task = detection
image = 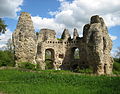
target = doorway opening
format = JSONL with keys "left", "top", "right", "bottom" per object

{"left": 45, "top": 49, "right": 54, "bottom": 69}
{"left": 71, "top": 47, "right": 80, "bottom": 59}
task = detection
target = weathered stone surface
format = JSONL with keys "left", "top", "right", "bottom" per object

{"left": 12, "top": 12, "right": 37, "bottom": 66}
{"left": 61, "top": 29, "right": 71, "bottom": 40}
{"left": 90, "top": 15, "right": 101, "bottom": 24}
{"left": 83, "top": 15, "right": 113, "bottom": 75}
{"left": 73, "top": 28, "right": 79, "bottom": 40}
{"left": 38, "top": 29, "right": 56, "bottom": 42}
{"left": 13, "top": 12, "right": 113, "bottom": 75}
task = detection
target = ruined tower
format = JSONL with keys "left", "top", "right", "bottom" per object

{"left": 83, "top": 15, "right": 113, "bottom": 74}
{"left": 12, "top": 12, "right": 37, "bottom": 65}
{"left": 13, "top": 12, "right": 113, "bottom": 75}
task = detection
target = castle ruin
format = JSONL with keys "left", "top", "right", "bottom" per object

{"left": 13, "top": 12, "right": 113, "bottom": 75}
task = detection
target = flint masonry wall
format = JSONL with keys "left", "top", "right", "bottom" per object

{"left": 13, "top": 12, "right": 37, "bottom": 66}
{"left": 13, "top": 12, "right": 113, "bottom": 75}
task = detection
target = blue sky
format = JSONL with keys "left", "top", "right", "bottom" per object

{"left": 0, "top": 0, "right": 120, "bottom": 56}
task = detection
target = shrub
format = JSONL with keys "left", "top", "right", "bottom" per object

{"left": 0, "top": 50, "right": 15, "bottom": 67}
{"left": 18, "top": 62, "right": 36, "bottom": 70}
{"left": 78, "top": 68, "right": 93, "bottom": 74}
{"left": 73, "top": 66, "right": 93, "bottom": 74}
{"left": 57, "top": 38, "right": 62, "bottom": 40}
{"left": 113, "top": 61, "right": 120, "bottom": 75}
{"left": 113, "top": 58, "right": 120, "bottom": 63}
{"left": 45, "top": 60, "right": 54, "bottom": 69}
{"left": 113, "top": 62, "right": 120, "bottom": 71}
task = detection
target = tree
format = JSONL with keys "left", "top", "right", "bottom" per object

{"left": 116, "top": 47, "right": 120, "bottom": 62}
{"left": 6, "top": 38, "right": 13, "bottom": 51}
{"left": 0, "top": 18, "right": 7, "bottom": 34}
{"left": 0, "top": 38, "right": 15, "bottom": 67}
{"left": 0, "top": 50, "right": 15, "bottom": 67}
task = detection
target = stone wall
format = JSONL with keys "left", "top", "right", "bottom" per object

{"left": 13, "top": 12, "right": 113, "bottom": 75}
{"left": 12, "top": 12, "right": 37, "bottom": 66}
{"left": 83, "top": 15, "right": 113, "bottom": 74}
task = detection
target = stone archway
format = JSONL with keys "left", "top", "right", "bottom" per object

{"left": 45, "top": 48, "right": 55, "bottom": 69}
{"left": 71, "top": 47, "right": 80, "bottom": 60}
{"left": 70, "top": 47, "right": 80, "bottom": 70}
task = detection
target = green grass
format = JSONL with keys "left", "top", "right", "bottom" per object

{"left": 113, "top": 61, "right": 120, "bottom": 75}
{"left": 0, "top": 69, "right": 120, "bottom": 94}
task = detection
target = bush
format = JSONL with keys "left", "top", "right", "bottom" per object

{"left": 78, "top": 68, "right": 93, "bottom": 74}
{"left": 113, "top": 58, "right": 120, "bottom": 63}
{"left": 73, "top": 66, "right": 93, "bottom": 74}
{"left": 0, "top": 50, "right": 15, "bottom": 67}
{"left": 113, "top": 70, "right": 120, "bottom": 75}
{"left": 57, "top": 38, "right": 62, "bottom": 40}
{"left": 113, "top": 61, "right": 120, "bottom": 75}
{"left": 45, "top": 60, "right": 54, "bottom": 69}
{"left": 113, "top": 62, "right": 120, "bottom": 71}
{"left": 18, "top": 62, "right": 36, "bottom": 70}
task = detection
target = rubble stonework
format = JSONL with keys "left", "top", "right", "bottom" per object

{"left": 12, "top": 12, "right": 37, "bottom": 66}
{"left": 13, "top": 12, "right": 113, "bottom": 75}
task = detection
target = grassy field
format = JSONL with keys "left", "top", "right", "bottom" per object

{"left": 0, "top": 69, "right": 120, "bottom": 94}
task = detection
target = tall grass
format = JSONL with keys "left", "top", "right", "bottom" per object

{"left": 0, "top": 69, "right": 120, "bottom": 94}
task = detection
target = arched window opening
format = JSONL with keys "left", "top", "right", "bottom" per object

{"left": 19, "top": 32, "right": 22, "bottom": 41}
{"left": 45, "top": 49, "right": 54, "bottom": 69}
{"left": 104, "top": 64, "right": 107, "bottom": 74}
{"left": 74, "top": 48, "right": 80, "bottom": 59}
{"left": 71, "top": 47, "right": 80, "bottom": 59}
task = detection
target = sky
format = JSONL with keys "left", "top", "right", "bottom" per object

{"left": 0, "top": 0, "right": 120, "bottom": 56}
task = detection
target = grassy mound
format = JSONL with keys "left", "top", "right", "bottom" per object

{"left": 0, "top": 69, "right": 120, "bottom": 94}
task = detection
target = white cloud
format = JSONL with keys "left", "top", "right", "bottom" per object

{"left": 1, "top": 0, "right": 119, "bottom": 48}
{"left": 0, "top": 0, "right": 23, "bottom": 18}
{"left": 56, "top": 0, "right": 120, "bottom": 27}
{"left": 111, "top": 51, "right": 116, "bottom": 57}
{"left": 109, "top": 34, "right": 118, "bottom": 41}
{"left": 0, "top": 29, "right": 12, "bottom": 48}
{"left": 32, "top": 0, "right": 120, "bottom": 37}
{"left": 32, "top": 16, "right": 66, "bottom": 37}
{"left": 111, "top": 48, "right": 118, "bottom": 57}
{"left": 0, "top": 44, "right": 6, "bottom": 49}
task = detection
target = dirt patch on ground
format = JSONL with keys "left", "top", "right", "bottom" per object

{"left": 0, "top": 66, "right": 17, "bottom": 70}
{"left": 0, "top": 92, "right": 6, "bottom": 94}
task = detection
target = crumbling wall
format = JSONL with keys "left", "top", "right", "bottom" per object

{"left": 12, "top": 12, "right": 37, "bottom": 65}
{"left": 83, "top": 15, "right": 113, "bottom": 74}
{"left": 13, "top": 12, "right": 113, "bottom": 75}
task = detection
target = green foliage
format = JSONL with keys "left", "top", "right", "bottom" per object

{"left": 113, "top": 61, "right": 120, "bottom": 75}
{"left": 114, "top": 58, "right": 120, "bottom": 63}
{"left": 0, "top": 50, "right": 15, "bottom": 67}
{"left": 115, "top": 47, "right": 120, "bottom": 60}
{"left": 45, "top": 49, "right": 54, "bottom": 69}
{"left": 113, "top": 62, "right": 120, "bottom": 71}
{"left": 74, "top": 66, "right": 93, "bottom": 74}
{"left": 40, "top": 69, "right": 72, "bottom": 74}
{"left": 45, "top": 60, "right": 54, "bottom": 69}
{"left": 78, "top": 68, "right": 93, "bottom": 74}
{"left": 74, "top": 48, "right": 80, "bottom": 59}
{"left": 57, "top": 38, "right": 62, "bottom": 40}
{"left": 0, "top": 69, "right": 120, "bottom": 94}
{"left": 18, "top": 62, "right": 36, "bottom": 70}
{"left": 45, "top": 50, "right": 52, "bottom": 59}
{"left": 0, "top": 18, "right": 7, "bottom": 34}
{"left": 113, "top": 58, "right": 120, "bottom": 75}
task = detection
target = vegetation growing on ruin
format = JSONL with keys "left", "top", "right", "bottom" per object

{"left": 57, "top": 38, "right": 62, "bottom": 40}
{"left": 18, "top": 62, "right": 36, "bottom": 70}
